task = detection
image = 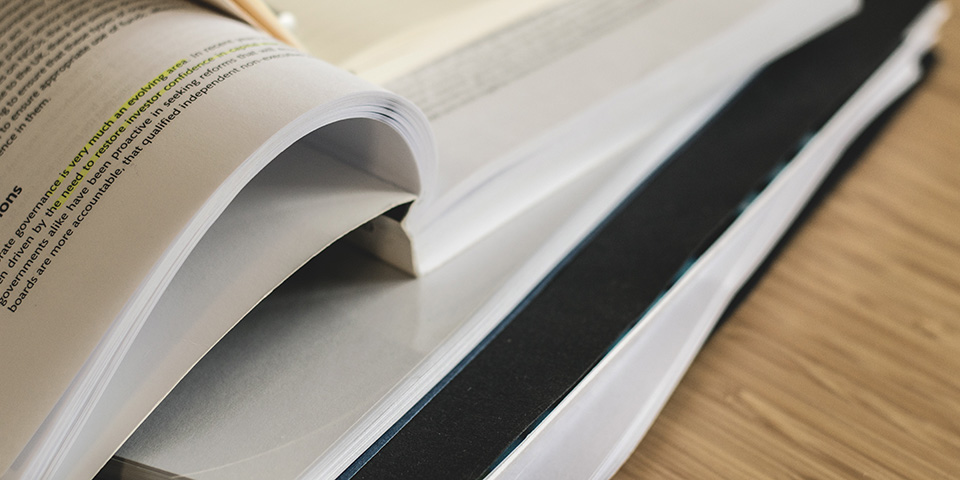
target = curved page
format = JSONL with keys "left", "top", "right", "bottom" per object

{"left": 379, "top": 0, "right": 858, "bottom": 272}
{"left": 0, "top": 0, "right": 431, "bottom": 477}
{"left": 264, "top": 0, "right": 855, "bottom": 275}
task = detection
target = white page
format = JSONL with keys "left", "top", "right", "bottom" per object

{"left": 0, "top": 1, "right": 432, "bottom": 477}
{"left": 392, "top": 0, "right": 858, "bottom": 271}
{"left": 48, "top": 138, "right": 415, "bottom": 480}
{"left": 269, "top": 0, "right": 561, "bottom": 71}
{"left": 270, "top": 0, "right": 857, "bottom": 274}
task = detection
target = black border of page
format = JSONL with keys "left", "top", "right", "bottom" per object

{"left": 345, "top": 1, "right": 935, "bottom": 479}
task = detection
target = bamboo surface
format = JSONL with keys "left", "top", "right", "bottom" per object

{"left": 613, "top": 3, "right": 960, "bottom": 479}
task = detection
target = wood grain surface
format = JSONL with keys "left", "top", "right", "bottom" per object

{"left": 613, "top": 2, "right": 960, "bottom": 479}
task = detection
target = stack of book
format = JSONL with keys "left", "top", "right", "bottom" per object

{"left": 0, "top": 0, "right": 946, "bottom": 478}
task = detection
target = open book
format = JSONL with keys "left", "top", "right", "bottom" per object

{"left": 0, "top": 0, "right": 863, "bottom": 478}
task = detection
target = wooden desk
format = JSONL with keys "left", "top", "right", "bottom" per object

{"left": 615, "top": 2, "right": 960, "bottom": 478}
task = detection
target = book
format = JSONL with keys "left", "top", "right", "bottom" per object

{"left": 109, "top": 1, "right": 946, "bottom": 479}
{"left": 109, "top": 2, "right": 944, "bottom": 478}
{"left": 0, "top": 0, "right": 872, "bottom": 478}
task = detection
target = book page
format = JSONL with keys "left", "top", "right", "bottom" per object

{"left": 389, "top": 0, "right": 856, "bottom": 214}
{"left": 273, "top": 0, "right": 856, "bottom": 273}
{"left": 50, "top": 137, "right": 417, "bottom": 480}
{"left": 269, "top": 0, "right": 563, "bottom": 76}
{"left": 0, "top": 0, "right": 429, "bottom": 475}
